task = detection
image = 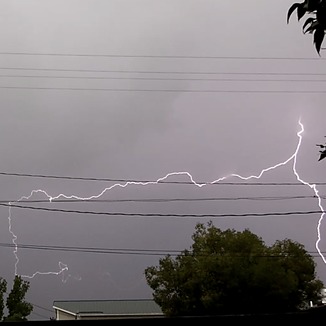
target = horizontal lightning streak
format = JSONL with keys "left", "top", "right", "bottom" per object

{"left": 7, "top": 119, "right": 326, "bottom": 279}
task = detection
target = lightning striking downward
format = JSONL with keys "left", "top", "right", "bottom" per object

{"left": 7, "top": 119, "right": 326, "bottom": 280}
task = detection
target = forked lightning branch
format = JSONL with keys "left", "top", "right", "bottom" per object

{"left": 7, "top": 120, "right": 326, "bottom": 280}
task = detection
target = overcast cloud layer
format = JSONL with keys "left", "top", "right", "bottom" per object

{"left": 0, "top": 0, "right": 326, "bottom": 320}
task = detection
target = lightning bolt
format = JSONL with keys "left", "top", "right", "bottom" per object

{"left": 8, "top": 119, "right": 326, "bottom": 280}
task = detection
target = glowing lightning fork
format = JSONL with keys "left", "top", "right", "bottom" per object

{"left": 224, "top": 120, "right": 325, "bottom": 264}
{"left": 8, "top": 119, "right": 326, "bottom": 280}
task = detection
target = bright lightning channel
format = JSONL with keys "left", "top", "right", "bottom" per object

{"left": 7, "top": 119, "right": 326, "bottom": 280}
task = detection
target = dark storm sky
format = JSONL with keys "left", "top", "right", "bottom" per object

{"left": 0, "top": 0, "right": 326, "bottom": 320}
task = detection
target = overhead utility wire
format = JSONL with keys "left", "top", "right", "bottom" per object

{"left": 2, "top": 75, "right": 326, "bottom": 83}
{"left": 0, "top": 242, "right": 179, "bottom": 256}
{"left": 0, "top": 85, "right": 203, "bottom": 92}
{"left": 0, "top": 52, "right": 324, "bottom": 60}
{"left": 0, "top": 242, "right": 323, "bottom": 258}
{"left": 2, "top": 203, "right": 325, "bottom": 218}
{"left": 1, "top": 67, "right": 326, "bottom": 76}
{"left": 0, "top": 195, "right": 320, "bottom": 204}
{"left": 30, "top": 303, "right": 54, "bottom": 313}
{"left": 2, "top": 86, "right": 326, "bottom": 93}
{"left": 0, "top": 171, "right": 325, "bottom": 186}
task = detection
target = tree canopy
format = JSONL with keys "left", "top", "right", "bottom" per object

{"left": 144, "top": 222, "right": 324, "bottom": 316}
{"left": 287, "top": 0, "right": 326, "bottom": 55}
{"left": 0, "top": 277, "right": 6, "bottom": 321}
{"left": 0, "top": 275, "right": 33, "bottom": 322}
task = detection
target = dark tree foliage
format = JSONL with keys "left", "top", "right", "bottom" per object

{"left": 5, "top": 275, "right": 33, "bottom": 322}
{"left": 0, "top": 277, "right": 7, "bottom": 321}
{"left": 316, "top": 139, "right": 326, "bottom": 161}
{"left": 144, "top": 222, "right": 324, "bottom": 317}
{"left": 287, "top": 0, "right": 326, "bottom": 55}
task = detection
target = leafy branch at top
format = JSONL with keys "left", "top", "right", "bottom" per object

{"left": 287, "top": 0, "right": 326, "bottom": 55}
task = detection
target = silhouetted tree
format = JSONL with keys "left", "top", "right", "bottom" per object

{"left": 0, "top": 277, "right": 6, "bottom": 321}
{"left": 5, "top": 275, "right": 33, "bottom": 321}
{"left": 145, "top": 221, "right": 324, "bottom": 316}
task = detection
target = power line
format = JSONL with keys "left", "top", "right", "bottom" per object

{"left": 0, "top": 52, "right": 324, "bottom": 60}
{"left": 2, "top": 202, "right": 325, "bottom": 218}
{"left": 1, "top": 67, "right": 326, "bottom": 76}
{"left": 2, "top": 74, "right": 326, "bottom": 83}
{"left": 0, "top": 86, "right": 326, "bottom": 94}
{"left": 30, "top": 303, "right": 53, "bottom": 313}
{"left": 1, "top": 86, "right": 326, "bottom": 93}
{"left": 0, "top": 171, "right": 325, "bottom": 186}
{"left": 0, "top": 242, "right": 181, "bottom": 256}
{"left": 0, "top": 242, "right": 323, "bottom": 258}
{"left": 0, "top": 171, "right": 162, "bottom": 183}
{"left": 0, "top": 195, "right": 321, "bottom": 204}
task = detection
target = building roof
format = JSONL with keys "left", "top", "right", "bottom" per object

{"left": 53, "top": 299, "right": 163, "bottom": 317}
